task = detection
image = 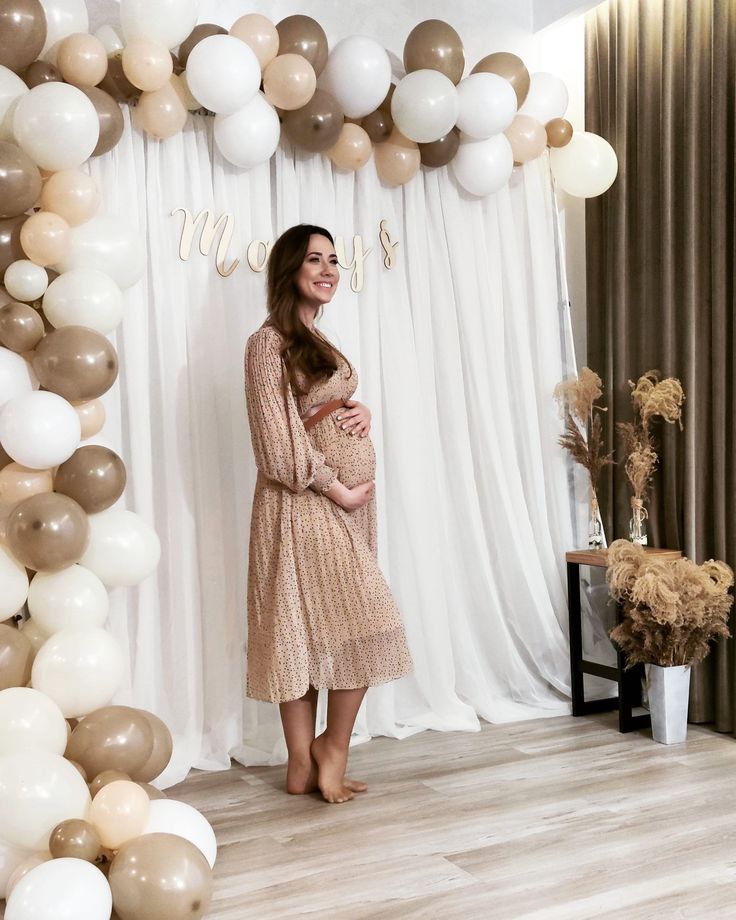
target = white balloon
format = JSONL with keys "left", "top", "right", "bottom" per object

{"left": 519, "top": 71, "right": 569, "bottom": 125}
{"left": 0, "top": 66, "right": 27, "bottom": 142}
{"left": 214, "top": 93, "right": 280, "bottom": 169}
{"left": 550, "top": 130, "right": 618, "bottom": 197}
{"left": 38, "top": 0, "right": 89, "bottom": 62}
{"left": 142, "top": 799, "right": 217, "bottom": 868}
{"left": 391, "top": 69, "right": 459, "bottom": 144}
{"left": 0, "top": 545, "right": 28, "bottom": 620}
{"left": 3, "top": 262, "right": 49, "bottom": 303}
{"left": 31, "top": 626, "right": 125, "bottom": 717}
{"left": 28, "top": 565, "right": 109, "bottom": 635}
{"left": 0, "top": 750, "right": 90, "bottom": 850}
{"left": 0, "top": 349, "right": 35, "bottom": 410}
{"left": 0, "top": 687, "right": 67, "bottom": 756}
{"left": 53, "top": 215, "right": 145, "bottom": 289}
{"left": 455, "top": 72, "right": 517, "bottom": 139}
{"left": 187, "top": 35, "right": 261, "bottom": 115}
{"left": 0, "top": 838, "right": 31, "bottom": 901}
{"left": 42, "top": 269, "right": 123, "bottom": 334}
{"left": 6, "top": 856, "right": 112, "bottom": 920}
{"left": 451, "top": 132, "right": 514, "bottom": 197}
{"left": 13, "top": 83, "right": 99, "bottom": 172}
{"left": 120, "top": 0, "right": 199, "bottom": 50}
{"left": 318, "top": 35, "right": 391, "bottom": 120}
{"left": 94, "top": 25, "right": 123, "bottom": 55}
{"left": 0, "top": 391, "right": 81, "bottom": 469}
{"left": 81, "top": 508, "right": 161, "bottom": 587}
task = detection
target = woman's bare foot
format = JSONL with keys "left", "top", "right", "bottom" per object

{"left": 286, "top": 754, "right": 367, "bottom": 795}
{"left": 311, "top": 733, "right": 353, "bottom": 803}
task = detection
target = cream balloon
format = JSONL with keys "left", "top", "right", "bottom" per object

{"left": 0, "top": 348, "right": 35, "bottom": 409}
{"left": 3, "top": 261, "right": 48, "bottom": 302}
{"left": 318, "top": 36, "right": 392, "bottom": 120}
{"left": 451, "top": 132, "right": 514, "bottom": 197}
{"left": 56, "top": 33, "right": 108, "bottom": 88}
{"left": 81, "top": 507, "right": 161, "bottom": 587}
{"left": 38, "top": 0, "right": 89, "bottom": 62}
{"left": 0, "top": 750, "right": 90, "bottom": 849}
{"left": 40, "top": 170, "right": 101, "bottom": 227}
{"left": 72, "top": 399, "right": 105, "bottom": 439}
{"left": 0, "top": 391, "right": 81, "bottom": 469}
{"left": 263, "top": 54, "right": 315, "bottom": 111}
{"left": 13, "top": 83, "right": 99, "bottom": 171}
{"left": 42, "top": 269, "right": 123, "bottom": 334}
{"left": 171, "top": 72, "right": 199, "bottom": 111}
{"left": 0, "top": 464, "right": 53, "bottom": 516}
{"left": 89, "top": 780, "right": 149, "bottom": 849}
{"left": 5, "top": 856, "right": 112, "bottom": 920}
{"left": 20, "top": 212, "right": 70, "bottom": 267}
{"left": 53, "top": 215, "right": 145, "bottom": 289}
{"left": 550, "top": 131, "right": 618, "bottom": 197}
{"left": 519, "top": 71, "right": 569, "bottom": 125}
{"left": 455, "top": 72, "right": 517, "bottom": 139}
{"left": 0, "top": 838, "right": 32, "bottom": 901}
{"left": 0, "top": 687, "right": 68, "bottom": 755}
{"left": 122, "top": 37, "right": 173, "bottom": 93}
{"left": 142, "top": 799, "right": 217, "bottom": 868}
{"left": 391, "top": 69, "right": 459, "bottom": 144}
{"left": 27, "top": 564, "right": 109, "bottom": 635}
{"left": 133, "top": 80, "right": 188, "bottom": 140}
{"left": 0, "top": 545, "right": 28, "bottom": 619}
{"left": 213, "top": 92, "right": 280, "bottom": 169}
{"left": 326, "top": 123, "right": 372, "bottom": 171}
{"left": 186, "top": 34, "right": 261, "bottom": 115}
{"left": 0, "top": 66, "right": 28, "bottom": 142}
{"left": 230, "top": 13, "right": 279, "bottom": 70}
{"left": 120, "top": 0, "right": 199, "bottom": 50}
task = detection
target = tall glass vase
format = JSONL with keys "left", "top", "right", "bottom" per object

{"left": 629, "top": 497, "right": 648, "bottom": 545}
{"left": 588, "top": 492, "right": 603, "bottom": 548}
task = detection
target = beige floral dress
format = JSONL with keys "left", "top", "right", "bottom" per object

{"left": 244, "top": 323, "right": 414, "bottom": 703}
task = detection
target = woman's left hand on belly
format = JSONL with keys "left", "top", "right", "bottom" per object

{"left": 337, "top": 399, "right": 371, "bottom": 437}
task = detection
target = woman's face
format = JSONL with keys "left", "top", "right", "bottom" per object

{"left": 294, "top": 234, "right": 339, "bottom": 306}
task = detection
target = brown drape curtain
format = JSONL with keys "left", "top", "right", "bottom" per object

{"left": 585, "top": 0, "right": 736, "bottom": 728}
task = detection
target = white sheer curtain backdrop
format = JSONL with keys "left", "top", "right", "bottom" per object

{"left": 89, "top": 109, "right": 582, "bottom": 787}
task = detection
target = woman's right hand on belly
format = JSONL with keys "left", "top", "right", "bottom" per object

{"left": 331, "top": 479, "right": 375, "bottom": 512}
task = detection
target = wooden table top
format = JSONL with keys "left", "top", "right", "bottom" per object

{"left": 565, "top": 547, "right": 683, "bottom": 567}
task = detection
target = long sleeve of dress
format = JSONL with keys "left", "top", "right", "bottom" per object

{"left": 245, "top": 329, "right": 339, "bottom": 494}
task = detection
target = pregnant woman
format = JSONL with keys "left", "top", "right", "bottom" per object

{"left": 244, "top": 223, "right": 414, "bottom": 804}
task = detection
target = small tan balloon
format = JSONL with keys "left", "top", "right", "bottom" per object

{"left": 40, "top": 170, "right": 101, "bottom": 227}
{"left": 20, "top": 212, "right": 71, "bottom": 267}
{"left": 545, "top": 117, "right": 573, "bottom": 148}
{"left": 0, "top": 301, "right": 45, "bottom": 352}
{"left": 262, "top": 53, "right": 315, "bottom": 111}
{"left": 0, "top": 463, "right": 53, "bottom": 516}
{"left": 134, "top": 80, "right": 188, "bottom": 140}
{"left": 505, "top": 114, "right": 547, "bottom": 163}
{"left": 374, "top": 128, "right": 421, "bottom": 187}
{"left": 49, "top": 818, "right": 101, "bottom": 862}
{"left": 122, "top": 37, "right": 173, "bottom": 92}
{"left": 72, "top": 398, "right": 106, "bottom": 439}
{"left": 89, "top": 779, "right": 150, "bottom": 850}
{"left": 56, "top": 33, "right": 108, "bottom": 87}
{"left": 230, "top": 13, "right": 279, "bottom": 69}
{"left": 327, "top": 123, "right": 373, "bottom": 171}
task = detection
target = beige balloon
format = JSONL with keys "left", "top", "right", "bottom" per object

{"left": 230, "top": 13, "right": 279, "bottom": 69}
{"left": 89, "top": 779, "right": 150, "bottom": 849}
{"left": 374, "top": 128, "right": 421, "bottom": 186}
{"left": 40, "top": 170, "right": 101, "bottom": 227}
{"left": 122, "top": 37, "right": 173, "bottom": 92}
{"left": 72, "top": 398, "right": 106, "bottom": 439}
{"left": 171, "top": 72, "right": 199, "bottom": 112}
{"left": 134, "top": 80, "right": 188, "bottom": 140}
{"left": 0, "top": 463, "right": 53, "bottom": 516}
{"left": 505, "top": 114, "right": 547, "bottom": 163}
{"left": 327, "top": 123, "right": 373, "bottom": 171}
{"left": 263, "top": 53, "right": 315, "bottom": 110}
{"left": 57, "top": 33, "right": 108, "bottom": 87}
{"left": 20, "top": 212, "right": 71, "bottom": 267}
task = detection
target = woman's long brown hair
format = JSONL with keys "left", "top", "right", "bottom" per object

{"left": 264, "top": 224, "right": 353, "bottom": 398}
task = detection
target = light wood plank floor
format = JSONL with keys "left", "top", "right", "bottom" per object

{"left": 166, "top": 713, "right": 736, "bottom": 920}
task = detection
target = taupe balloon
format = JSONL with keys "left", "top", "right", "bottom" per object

{"left": 0, "top": 300, "right": 44, "bottom": 351}
{"left": 109, "top": 833, "right": 213, "bottom": 920}
{"left": 98, "top": 53, "right": 141, "bottom": 104}
{"left": 0, "top": 142, "right": 42, "bottom": 219}
{"left": 49, "top": 818, "right": 102, "bottom": 862}
{"left": 276, "top": 15, "right": 328, "bottom": 76}
{"left": 0, "top": 0, "right": 47, "bottom": 74}
{"left": 0, "top": 216, "right": 26, "bottom": 277}
{"left": 0, "top": 624, "right": 33, "bottom": 690}
{"left": 54, "top": 445, "right": 127, "bottom": 513}
{"left": 419, "top": 127, "right": 460, "bottom": 167}
{"left": 135, "top": 711, "right": 173, "bottom": 783}
{"left": 78, "top": 86, "right": 124, "bottom": 157}
{"left": 361, "top": 107, "right": 393, "bottom": 144}
{"left": 32, "top": 324, "right": 119, "bottom": 401}
{"left": 403, "top": 19, "right": 465, "bottom": 85}
{"left": 6, "top": 492, "right": 90, "bottom": 572}
{"left": 66, "top": 706, "right": 154, "bottom": 780}
{"left": 546, "top": 117, "right": 573, "bottom": 148}
{"left": 89, "top": 769, "right": 131, "bottom": 798}
{"left": 472, "top": 52, "right": 530, "bottom": 108}
{"left": 178, "top": 24, "right": 227, "bottom": 68}
{"left": 282, "top": 89, "right": 343, "bottom": 152}
{"left": 137, "top": 782, "right": 167, "bottom": 800}
{"left": 0, "top": 442, "right": 13, "bottom": 469}
{"left": 23, "top": 60, "right": 62, "bottom": 88}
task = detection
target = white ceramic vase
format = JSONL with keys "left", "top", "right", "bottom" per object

{"left": 645, "top": 663, "right": 691, "bottom": 744}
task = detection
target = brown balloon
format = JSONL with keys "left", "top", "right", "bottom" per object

{"left": 32, "top": 324, "right": 119, "bottom": 401}
{"left": 135, "top": 711, "right": 173, "bottom": 783}
{"left": 178, "top": 24, "right": 227, "bottom": 68}
{"left": 54, "top": 445, "right": 127, "bottom": 513}
{"left": 282, "top": 89, "right": 343, "bottom": 152}
{"left": 137, "top": 782, "right": 167, "bottom": 800}
{"left": 23, "top": 60, "right": 62, "bottom": 87}
{"left": 0, "top": 142, "right": 42, "bottom": 219}
{"left": 403, "top": 19, "right": 465, "bottom": 85}
{"left": 98, "top": 53, "right": 141, "bottom": 104}
{"left": 109, "top": 834, "right": 213, "bottom": 920}
{"left": 0, "top": 623, "right": 33, "bottom": 690}
{"left": 361, "top": 107, "right": 393, "bottom": 144}
{"left": 546, "top": 117, "right": 573, "bottom": 148}
{"left": 66, "top": 706, "right": 155, "bottom": 780}
{"left": 6, "top": 492, "right": 89, "bottom": 572}
{"left": 472, "top": 52, "right": 530, "bottom": 108}
{"left": 0, "top": 301, "right": 44, "bottom": 351}
{"left": 0, "top": 0, "right": 47, "bottom": 74}
{"left": 77, "top": 86, "right": 124, "bottom": 157}
{"left": 419, "top": 127, "right": 460, "bottom": 167}
{"left": 49, "top": 818, "right": 102, "bottom": 862}
{"left": 276, "top": 15, "right": 328, "bottom": 76}
{"left": 0, "top": 215, "right": 26, "bottom": 277}
{"left": 89, "top": 769, "right": 131, "bottom": 798}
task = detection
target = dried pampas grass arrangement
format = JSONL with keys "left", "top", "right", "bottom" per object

{"left": 606, "top": 540, "right": 733, "bottom": 667}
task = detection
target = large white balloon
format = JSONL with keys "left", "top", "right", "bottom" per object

{"left": 0, "top": 391, "right": 81, "bottom": 469}
{"left": 0, "top": 349, "right": 35, "bottom": 410}
{"left": 0, "top": 838, "right": 31, "bottom": 901}
{"left": 0, "top": 546, "right": 28, "bottom": 620}
{"left": 81, "top": 508, "right": 161, "bottom": 587}
{"left": 142, "top": 799, "right": 217, "bottom": 868}
{"left": 3, "top": 262, "right": 49, "bottom": 303}
{"left": 0, "top": 687, "right": 67, "bottom": 756}
{"left": 318, "top": 36, "right": 391, "bottom": 120}
{"left": 455, "top": 72, "right": 517, "bottom": 139}
{"left": 31, "top": 627, "right": 125, "bottom": 717}
{"left": 391, "top": 69, "right": 459, "bottom": 144}
{"left": 28, "top": 564, "right": 109, "bottom": 635}
{"left": 42, "top": 269, "right": 123, "bottom": 334}
{"left": 13, "top": 83, "right": 99, "bottom": 172}
{"left": 0, "top": 66, "right": 28, "bottom": 142}
{"left": 38, "top": 0, "right": 89, "bottom": 62}
{"left": 0, "top": 750, "right": 90, "bottom": 850}
{"left": 550, "top": 131, "right": 618, "bottom": 197}
{"left": 519, "top": 71, "right": 569, "bottom": 125}
{"left": 214, "top": 93, "right": 281, "bottom": 169}
{"left": 5, "top": 856, "right": 112, "bottom": 920}
{"left": 187, "top": 35, "right": 261, "bottom": 115}
{"left": 53, "top": 215, "right": 145, "bottom": 289}
{"left": 120, "top": 0, "right": 199, "bottom": 50}
{"left": 451, "top": 132, "right": 514, "bottom": 197}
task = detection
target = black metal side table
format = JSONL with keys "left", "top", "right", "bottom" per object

{"left": 566, "top": 548, "right": 682, "bottom": 732}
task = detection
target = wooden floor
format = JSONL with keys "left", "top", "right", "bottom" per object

{"left": 166, "top": 713, "right": 736, "bottom": 920}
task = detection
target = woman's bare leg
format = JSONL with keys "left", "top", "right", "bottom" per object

{"left": 311, "top": 687, "right": 367, "bottom": 803}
